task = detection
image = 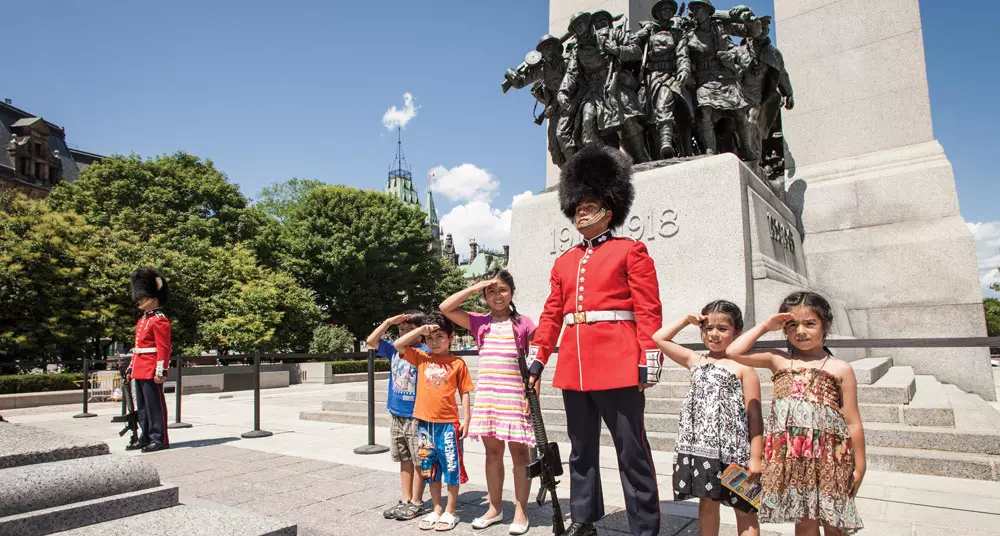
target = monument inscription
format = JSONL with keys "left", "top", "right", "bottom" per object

{"left": 548, "top": 207, "right": 680, "bottom": 255}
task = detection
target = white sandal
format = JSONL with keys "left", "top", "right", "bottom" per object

{"left": 471, "top": 512, "right": 504, "bottom": 529}
{"left": 418, "top": 512, "right": 441, "bottom": 531}
{"left": 509, "top": 520, "right": 530, "bottom": 535}
{"left": 435, "top": 512, "right": 459, "bottom": 531}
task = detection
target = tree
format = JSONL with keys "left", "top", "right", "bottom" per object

{"left": 255, "top": 178, "right": 326, "bottom": 221}
{"left": 282, "top": 186, "right": 465, "bottom": 346}
{"left": 309, "top": 324, "right": 355, "bottom": 353}
{"left": 0, "top": 195, "right": 107, "bottom": 363}
{"left": 985, "top": 298, "right": 1000, "bottom": 337}
{"left": 44, "top": 153, "right": 321, "bottom": 356}
{"left": 50, "top": 153, "right": 264, "bottom": 247}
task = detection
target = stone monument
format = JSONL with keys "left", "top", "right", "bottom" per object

{"left": 507, "top": 0, "right": 993, "bottom": 399}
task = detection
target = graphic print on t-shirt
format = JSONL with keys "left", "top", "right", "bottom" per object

{"left": 391, "top": 356, "right": 417, "bottom": 401}
{"left": 424, "top": 361, "right": 450, "bottom": 388}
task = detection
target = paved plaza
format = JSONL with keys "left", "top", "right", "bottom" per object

{"left": 5, "top": 383, "right": 1000, "bottom": 535}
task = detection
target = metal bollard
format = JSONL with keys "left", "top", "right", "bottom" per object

{"left": 168, "top": 356, "right": 192, "bottom": 429}
{"left": 241, "top": 352, "right": 272, "bottom": 438}
{"left": 74, "top": 356, "right": 97, "bottom": 418}
{"left": 354, "top": 349, "right": 389, "bottom": 454}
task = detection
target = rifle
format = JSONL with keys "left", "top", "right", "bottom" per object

{"left": 518, "top": 347, "right": 565, "bottom": 535}
{"left": 118, "top": 367, "right": 140, "bottom": 448}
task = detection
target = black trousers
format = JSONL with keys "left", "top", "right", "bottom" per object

{"left": 135, "top": 379, "right": 169, "bottom": 446}
{"left": 563, "top": 387, "right": 660, "bottom": 536}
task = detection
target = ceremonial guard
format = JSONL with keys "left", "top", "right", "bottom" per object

{"left": 127, "top": 268, "right": 171, "bottom": 453}
{"left": 528, "top": 144, "right": 663, "bottom": 536}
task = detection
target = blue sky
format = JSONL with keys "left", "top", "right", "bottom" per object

{"left": 3, "top": 1, "right": 997, "bottom": 292}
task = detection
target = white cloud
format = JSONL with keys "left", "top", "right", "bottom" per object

{"left": 429, "top": 164, "right": 499, "bottom": 203}
{"left": 440, "top": 191, "right": 533, "bottom": 258}
{"left": 968, "top": 221, "right": 1000, "bottom": 296}
{"left": 382, "top": 93, "right": 418, "bottom": 130}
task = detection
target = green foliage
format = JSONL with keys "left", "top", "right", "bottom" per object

{"left": 328, "top": 359, "right": 390, "bottom": 375}
{"left": 0, "top": 373, "right": 84, "bottom": 394}
{"left": 310, "top": 324, "right": 356, "bottom": 353}
{"left": 255, "top": 178, "right": 326, "bottom": 221}
{"left": 281, "top": 185, "right": 466, "bottom": 343}
{"left": 984, "top": 298, "right": 1000, "bottom": 338}
{"left": 49, "top": 153, "right": 261, "bottom": 249}
{"left": 5, "top": 153, "right": 322, "bottom": 359}
{"left": 0, "top": 197, "right": 106, "bottom": 360}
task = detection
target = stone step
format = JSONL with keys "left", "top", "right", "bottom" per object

{"left": 346, "top": 384, "right": 909, "bottom": 424}
{"left": 865, "top": 422, "right": 1000, "bottom": 455}
{"left": 0, "top": 454, "right": 161, "bottom": 517}
{"left": 1, "top": 485, "right": 178, "bottom": 536}
{"left": 903, "top": 375, "right": 955, "bottom": 427}
{"left": 944, "top": 384, "right": 1000, "bottom": 432}
{"left": 858, "top": 366, "right": 915, "bottom": 404}
{"left": 51, "top": 504, "right": 297, "bottom": 535}
{"left": 866, "top": 446, "right": 1000, "bottom": 481}
{"left": 299, "top": 410, "right": 1000, "bottom": 481}
{"left": 0, "top": 422, "right": 109, "bottom": 469}
{"left": 849, "top": 357, "right": 892, "bottom": 385}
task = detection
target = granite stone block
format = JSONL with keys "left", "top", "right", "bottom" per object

{"left": 0, "top": 454, "right": 160, "bottom": 516}
{"left": 52, "top": 504, "right": 296, "bottom": 536}
{"left": 0, "top": 485, "right": 177, "bottom": 536}
{"left": 0, "top": 422, "right": 109, "bottom": 469}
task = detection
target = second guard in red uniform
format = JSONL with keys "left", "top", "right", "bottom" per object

{"left": 528, "top": 144, "right": 664, "bottom": 536}
{"left": 127, "top": 268, "right": 171, "bottom": 453}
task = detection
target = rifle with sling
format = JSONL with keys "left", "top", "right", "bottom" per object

{"left": 118, "top": 364, "right": 140, "bottom": 448}
{"left": 518, "top": 347, "right": 565, "bottom": 535}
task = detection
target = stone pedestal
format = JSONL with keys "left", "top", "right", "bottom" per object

{"left": 509, "top": 154, "right": 857, "bottom": 345}
{"left": 775, "top": 0, "right": 992, "bottom": 399}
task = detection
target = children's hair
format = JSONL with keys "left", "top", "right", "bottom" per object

{"left": 701, "top": 300, "right": 744, "bottom": 332}
{"left": 779, "top": 291, "right": 835, "bottom": 354}
{"left": 400, "top": 310, "right": 427, "bottom": 328}
{"left": 425, "top": 311, "right": 455, "bottom": 337}
{"left": 484, "top": 268, "right": 521, "bottom": 324}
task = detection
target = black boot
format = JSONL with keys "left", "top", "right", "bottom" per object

{"left": 564, "top": 522, "right": 598, "bottom": 536}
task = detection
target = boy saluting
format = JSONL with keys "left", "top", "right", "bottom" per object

{"left": 126, "top": 268, "right": 171, "bottom": 453}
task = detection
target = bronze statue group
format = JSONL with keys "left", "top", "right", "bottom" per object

{"left": 504, "top": 1, "right": 792, "bottom": 191}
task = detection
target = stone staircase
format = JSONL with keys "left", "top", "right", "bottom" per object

{"left": 301, "top": 356, "right": 1000, "bottom": 482}
{"left": 0, "top": 421, "right": 296, "bottom": 536}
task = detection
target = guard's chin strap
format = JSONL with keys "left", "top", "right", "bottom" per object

{"left": 575, "top": 208, "right": 607, "bottom": 230}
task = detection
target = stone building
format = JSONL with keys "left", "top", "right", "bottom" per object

{"left": 383, "top": 127, "right": 443, "bottom": 255}
{"left": 442, "top": 234, "right": 510, "bottom": 280}
{"left": 0, "top": 98, "right": 102, "bottom": 199}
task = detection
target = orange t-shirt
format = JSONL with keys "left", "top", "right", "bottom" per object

{"left": 401, "top": 347, "right": 473, "bottom": 423}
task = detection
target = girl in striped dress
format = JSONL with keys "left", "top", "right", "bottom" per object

{"left": 441, "top": 269, "right": 537, "bottom": 535}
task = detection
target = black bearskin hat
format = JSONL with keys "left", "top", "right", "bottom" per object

{"left": 131, "top": 268, "right": 169, "bottom": 305}
{"left": 558, "top": 144, "right": 634, "bottom": 229}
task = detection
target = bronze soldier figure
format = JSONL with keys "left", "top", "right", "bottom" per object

{"left": 504, "top": 35, "right": 576, "bottom": 166}
{"left": 559, "top": 12, "right": 650, "bottom": 164}
{"left": 633, "top": 0, "right": 696, "bottom": 159}
{"left": 684, "top": 0, "right": 759, "bottom": 161}
{"left": 739, "top": 15, "right": 794, "bottom": 160}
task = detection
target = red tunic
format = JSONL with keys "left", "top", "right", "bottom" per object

{"left": 531, "top": 233, "right": 662, "bottom": 391}
{"left": 130, "top": 309, "right": 171, "bottom": 380}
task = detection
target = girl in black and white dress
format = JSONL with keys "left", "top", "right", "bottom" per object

{"left": 653, "top": 301, "right": 764, "bottom": 536}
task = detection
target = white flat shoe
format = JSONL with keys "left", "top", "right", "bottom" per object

{"left": 471, "top": 513, "right": 504, "bottom": 529}
{"left": 509, "top": 520, "right": 530, "bottom": 535}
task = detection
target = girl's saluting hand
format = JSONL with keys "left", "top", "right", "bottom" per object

{"left": 762, "top": 312, "right": 795, "bottom": 332}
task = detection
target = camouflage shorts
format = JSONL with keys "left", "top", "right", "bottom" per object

{"left": 390, "top": 414, "right": 421, "bottom": 463}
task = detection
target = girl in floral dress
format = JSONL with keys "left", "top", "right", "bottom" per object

{"left": 653, "top": 300, "right": 763, "bottom": 536}
{"left": 440, "top": 269, "right": 537, "bottom": 534}
{"left": 726, "top": 292, "right": 865, "bottom": 535}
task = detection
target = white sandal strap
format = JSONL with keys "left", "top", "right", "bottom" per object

{"left": 437, "top": 512, "right": 457, "bottom": 525}
{"left": 422, "top": 512, "right": 441, "bottom": 523}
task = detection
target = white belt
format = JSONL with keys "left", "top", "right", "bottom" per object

{"left": 564, "top": 310, "right": 635, "bottom": 325}
{"left": 133, "top": 347, "right": 157, "bottom": 354}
